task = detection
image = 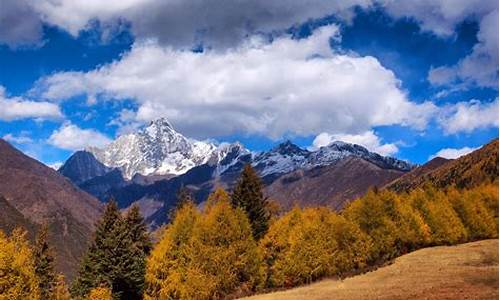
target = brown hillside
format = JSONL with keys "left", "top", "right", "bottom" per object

{"left": 265, "top": 156, "right": 406, "bottom": 210}
{"left": 388, "top": 139, "right": 499, "bottom": 192}
{"left": 0, "top": 139, "right": 103, "bottom": 279}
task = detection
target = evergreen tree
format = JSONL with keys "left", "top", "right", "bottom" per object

{"left": 71, "top": 200, "right": 148, "bottom": 300}
{"left": 169, "top": 186, "right": 194, "bottom": 220}
{"left": 124, "top": 205, "right": 152, "bottom": 296}
{"left": 231, "top": 164, "right": 269, "bottom": 240}
{"left": 34, "top": 224, "right": 56, "bottom": 300}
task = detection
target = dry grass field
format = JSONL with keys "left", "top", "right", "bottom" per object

{"left": 242, "top": 239, "right": 499, "bottom": 300}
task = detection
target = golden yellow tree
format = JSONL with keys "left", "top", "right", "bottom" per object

{"left": 87, "top": 286, "right": 113, "bottom": 300}
{"left": 52, "top": 274, "right": 71, "bottom": 300}
{"left": 410, "top": 187, "right": 467, "bottom": 245}
{"left": 448, "top": 186, "right": 498, "bottom": 240}
{"left": 145, "top": 188, "right": 263, "bottom": 299}
{"left": 0, "top": 228, "right": 40, "bottom": 300}
{"left": 261, "top": 207, "right": 369, "bottom": 288}
{"left": 343, "top": 190, "right": 399, "bottom": 261}
{"left": 145, "top": 201, "right": 200, "bottom": 299}
{"left": 185, "top": 188, "right": 264, "bottom": 298}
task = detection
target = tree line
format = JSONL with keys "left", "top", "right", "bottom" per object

{"left": 0, "top": 164, "right": 498, "bottom": 299}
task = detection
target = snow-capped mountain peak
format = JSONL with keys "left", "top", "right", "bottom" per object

{"left": 252, "top": 139, "right": 413, "bottom": 179}
{"left": 88, "top": 118, "right": 222, "bottom": 179}
{"left": 78, "top": 117, "right": 412, "bottom": 182}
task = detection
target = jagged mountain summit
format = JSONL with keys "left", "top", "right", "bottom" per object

{"left": 87, "top": 118, "right": 221, "bottom": 179}
{"left": 252, "top": 140, "right": 414, "bottom": 182}
{"left": 70, "top": 117, "right": 413, "bottom": 184}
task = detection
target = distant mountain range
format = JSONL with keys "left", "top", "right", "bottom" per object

{"left": 59, "top": 118, "right": 414, "bottom": 226}
{"left": 0, "top": 139, "right": 102, "bottom": 279}
{"left": 0, "top": 122, "right": 497, "bottom": 279}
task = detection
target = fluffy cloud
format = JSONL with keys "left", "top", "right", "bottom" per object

{"left": 430, "top": 146, "right": 478, "bottom": 160}
{"left": 24, "top": 0, "right": 373, "bottom": 48}
{"left": 0, "top": 0, "right": 44, "bottom": 48}
{"left": 310, "top": 131, "right": 398, "bottom": 156}
{"left": 48, "top": 123, "right": 111, "bottom": 150}
{"left": 381, "top": 0, "right": 498, "bottom": 89}
{"left": 428, "top": 9, "right": 498, "bottom": 88}
{"left": 2, "top": 132, "right": 33, "bottom": 144}
{"left": 382, "top": 0, "right": 496, "bottom": 37}
{"left": 439, "top": 98, "right": 498, "bottom": 134}
{"left": 0, "top": 86, "right": 63, "bottom": 121}
{"left": 33, "top": 25, "right": 436, "bottom": 139}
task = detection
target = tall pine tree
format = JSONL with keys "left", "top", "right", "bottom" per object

{"left": 71, "top": 200, "right": 150, "bottom": 300}
{"left": 231, "top": 164, "right": 270, "bottom": 240}
{"left": 124, "top": 204, "right": 152, "bottom": 297}
{"left": 34, "top": 223, "right": 56, "bottom": 300}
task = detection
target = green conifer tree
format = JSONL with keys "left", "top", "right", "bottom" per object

{"left": 124, "top": 205, "right": 152, "bottom": 296}
{"left": 34, "top": 223, "right": 56, "bottom": 300}
{"left": 71, "top": 200, "right": 149, "bottom": 300}
{"left": 231, "top": 164, "right": 269, "bottom": 240}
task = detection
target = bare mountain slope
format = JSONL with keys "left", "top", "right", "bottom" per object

{"left": 265, "top": 156, "right": 405, "bottom": 210}
{"left": 0, "top": 139, "right": 102, "bottom": 279}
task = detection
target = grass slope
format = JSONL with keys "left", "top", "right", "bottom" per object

{"left": 242, "top": 239, "right": 499, "bottom": 300}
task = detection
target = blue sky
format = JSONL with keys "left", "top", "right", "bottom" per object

{"left": 0, "top": 1, "right": 498, "bottom": 167}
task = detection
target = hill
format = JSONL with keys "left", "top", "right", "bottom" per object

{"left": 388, "top": 139, "right": 498, "bottom": 192}
{"left": 0, "top": 139, "right": 103, "bottom": 279}
{"left": 242, "top": 239, "right": 499, "bottom": 300}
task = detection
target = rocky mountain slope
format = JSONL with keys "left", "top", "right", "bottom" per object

{"left": 0, "top": 139, "right": 102, "bottom": 279}
{"left": 265, "top": 156, "right": 406, "bottom": 210}
{"left": 387, "top": 139, "right": 498, "bottom": 192}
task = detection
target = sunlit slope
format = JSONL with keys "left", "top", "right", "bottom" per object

{"left": 242, "top": 239, "right": 499, "bottom": 300}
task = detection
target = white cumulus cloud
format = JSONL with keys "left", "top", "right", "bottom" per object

{"left": 33, "top": 25, "right": 436, "bottom": 139}
{"left": 2, "top": 132, "right": 33, "bottom": 144}
{"left": 310, "top": 130, "right": 399, "bottom": 156}
{"left": 48, "top": 122, "right": 112, "bottom": 150}
{"left": 430, "top": 146, "right": 478, "bottom": 160}
{"left": 439, "top": 98, "right": 498, "bottom": 134}
{"left": 0, "top": 86, "right": 63, "bottom": 121}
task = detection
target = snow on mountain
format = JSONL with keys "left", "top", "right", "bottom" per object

{"left": 252, "top": 141, "right": 310, "bottom": 177}
{"left": 252, "top": 140, "right": 413, "bottom": 180}
{"left": 88, "top": 118, "right": 220, "bottom": 179}
{"left": 81, "top": 117, "right": 412, "bottom": 182}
